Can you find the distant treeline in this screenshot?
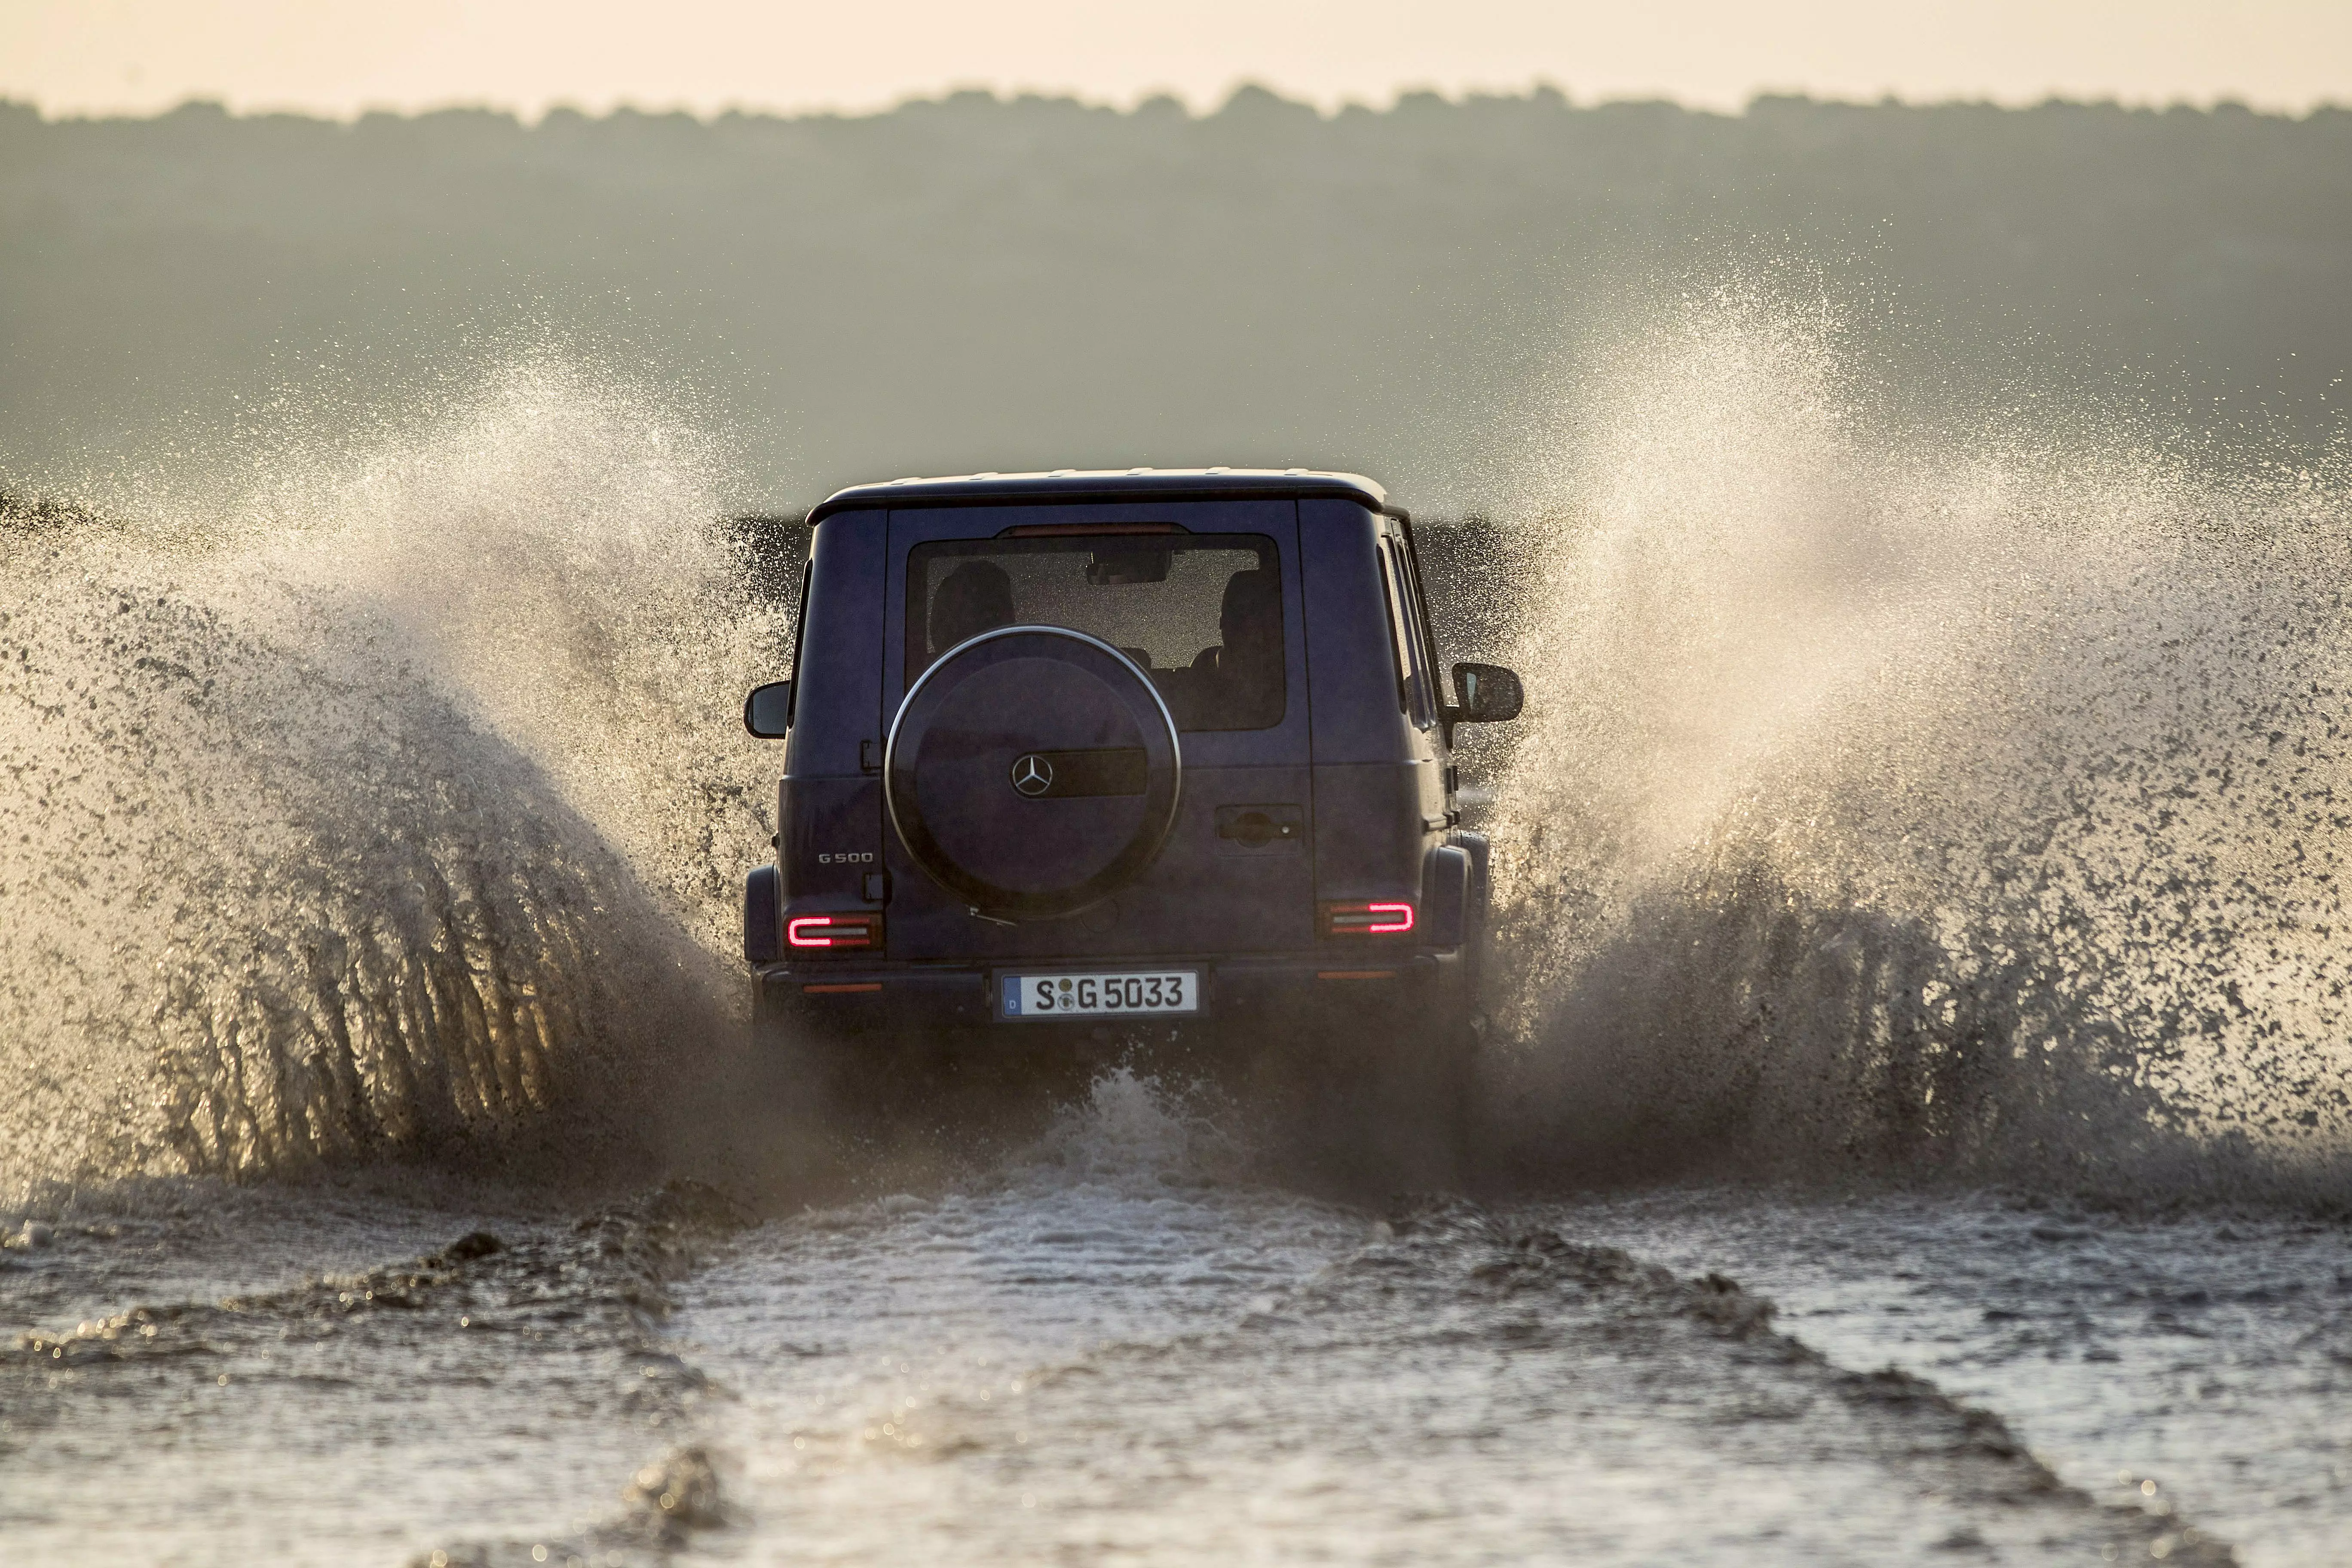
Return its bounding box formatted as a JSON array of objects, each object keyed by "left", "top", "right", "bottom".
[{"left": 2, "top": 88, "right": 2346, "bottom": 505}]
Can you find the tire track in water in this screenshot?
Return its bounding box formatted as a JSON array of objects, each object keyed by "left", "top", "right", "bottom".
[
  {"left": 0, "top": 1071, "right": 2260, "bottom": 1565},
  {"left": 562, "top": 1078, "right": 2238, "bottom": 1565},
  {"left": 0, "top": 1182, "right": 752, "bottom": 1565}
]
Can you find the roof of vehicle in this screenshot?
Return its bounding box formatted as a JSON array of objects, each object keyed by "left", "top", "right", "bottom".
[{"left": 804, "top": 467, "right": 1403, "bottom": 526}]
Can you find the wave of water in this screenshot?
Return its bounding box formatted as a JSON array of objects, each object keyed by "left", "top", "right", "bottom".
[
  {"left": 8, "top": 307, "right": 2351, "bottom": 1210},
  {"left": 0, "top": 361, "right": 787, "bottom": 1200},
  {"left": 1469, "top": 293, "right": 2352, "bottom": 1200}
]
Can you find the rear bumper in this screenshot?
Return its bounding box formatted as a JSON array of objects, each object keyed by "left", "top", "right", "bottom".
[{"left": 756, "top": 949, "right": 1465, "bottom": 1034}]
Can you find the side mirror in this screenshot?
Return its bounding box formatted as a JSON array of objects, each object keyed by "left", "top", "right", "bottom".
[
  {"left": 1449, "top": 662, "right": 1523, "bottom": 724},
  {"left": 743, "top": 679, "right": 794, "bottom": 738}
]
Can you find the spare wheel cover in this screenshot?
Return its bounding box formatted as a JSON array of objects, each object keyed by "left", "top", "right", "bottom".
[{"left": 885, "top": 625, "right": 1182, "bottom": 919}]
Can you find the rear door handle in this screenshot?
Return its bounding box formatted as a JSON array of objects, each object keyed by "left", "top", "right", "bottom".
[{"left": 1215, "top": 805, "right": 1304, "bottom": 847}]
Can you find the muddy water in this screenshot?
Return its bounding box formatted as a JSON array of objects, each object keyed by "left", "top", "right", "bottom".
[
  {"left": 657, "top": 1081, "right": 2247, "bottom": 1567},
  {"left": 6, "top": 307, "right": 2352, "bottom": 1562},
  {"left": 2, "top": 1078, "right": 2315, "bottom": 1565},
  {"left": 1564, "top": 1186, "right": 2352, "bottom": 1566},
  {"left": 1, "top": 1182, "right": 726, "bottom": 1562}
]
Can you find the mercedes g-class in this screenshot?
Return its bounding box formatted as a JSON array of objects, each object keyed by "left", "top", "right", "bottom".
[{"left": 740, "top": 469, "right": 1521, "bottom": 1087}]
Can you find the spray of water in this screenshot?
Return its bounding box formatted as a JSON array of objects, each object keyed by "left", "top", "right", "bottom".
[
  {"left": 9, "top": 305, "right": 2349, "bottom": 1210},
  {"left": 0, "top": 358, "right": 788, "bottom": 1200},
  {"left": 1475, "top": 292, "right": 2352, "bottom": 1200}
]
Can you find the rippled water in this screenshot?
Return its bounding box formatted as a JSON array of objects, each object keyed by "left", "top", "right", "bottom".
[
  {"left": 1563, "top": 1185, "right": 2352, "bottom": 1566},
  {"left": 2, "top": 1181, "right": 730, "bottom": 1562},
  {"left": 5, "top": 304, "right": 2351, "bottom": 1562},
  {"left": 5, "top": 1079, "right": 2309, "bottom": 1565}
]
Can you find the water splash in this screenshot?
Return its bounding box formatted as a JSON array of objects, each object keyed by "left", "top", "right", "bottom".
[
  {"left": 1472, "top": 292, "right": 2352, "bottom": 1199},
  {"left": 219, "top": 358, "right": 791, "bottom": 954},
  {"left": 0, "top": 359, "right": 787, "bottom": 1197},
  {"left": 12, "top": 318, "right": 2350, "bottom": 1208},
  {"left": 1029, "top": 1067, "right": 1244, "bottom": 1189}
]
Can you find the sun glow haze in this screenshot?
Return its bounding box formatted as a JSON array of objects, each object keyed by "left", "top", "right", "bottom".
[{"left": 3, "top": 0, "right": 2346, "bottom": 119}]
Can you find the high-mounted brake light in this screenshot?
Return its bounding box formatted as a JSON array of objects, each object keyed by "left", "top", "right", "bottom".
[
  {"left": 786, "top": 913, "right": 881, "bottom": 950},
  {"left": 1002, "top": 521, "right": 1185, "bottom": 537},
  {"left": 1320, "top": 901, "right": 1415, "bottom": 937}
]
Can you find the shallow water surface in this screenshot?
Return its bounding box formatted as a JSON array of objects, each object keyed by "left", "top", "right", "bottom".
[{"left": 20, "top": 1075, "right": 2339, "bottom": 1565}]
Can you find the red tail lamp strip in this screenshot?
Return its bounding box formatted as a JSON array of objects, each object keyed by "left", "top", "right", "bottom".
[
  {"left": 803, "top": 982, "right": 882, "bottom": 995},
  {"left": 785, "top": 913, "right": 882, "bottom": 950},
  {"left": 1319, "top": 901, "right": 1415, "bottom": 937}
]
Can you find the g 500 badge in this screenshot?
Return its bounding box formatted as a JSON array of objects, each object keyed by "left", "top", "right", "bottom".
[{"left": 816, "top": 851, "right": 876, "bottom": 865}]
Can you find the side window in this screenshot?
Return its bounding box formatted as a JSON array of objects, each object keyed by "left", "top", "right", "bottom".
[
  {"left": 778, "top": 553, "right": 818, "bottom": 774},
  {"left": 785, "top": 557, "right": 812, "bottom": 725},
  {"left": 1378, "top": 536, "right": 1435, "bottom": 728},
  {"left": 1395, "top": 530, "right": 1445, "bottom": 714}
]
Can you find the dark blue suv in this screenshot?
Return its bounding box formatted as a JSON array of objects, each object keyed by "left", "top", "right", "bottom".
[{"left": 740, "top": 469, "right": 1522, "bottom": 1080}]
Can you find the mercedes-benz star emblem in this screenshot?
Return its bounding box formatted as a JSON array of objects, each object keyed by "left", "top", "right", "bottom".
[{"left": 1010, "top": 753, "right": 1054, "bottom": 797}]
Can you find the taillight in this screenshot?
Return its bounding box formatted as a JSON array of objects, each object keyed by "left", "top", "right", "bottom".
[
  {"left": 1320, "top": 901, "right": 1415, "bottom": 937},
  {"left": 785, "top": 913, "right": 882, "bottom": 951}
]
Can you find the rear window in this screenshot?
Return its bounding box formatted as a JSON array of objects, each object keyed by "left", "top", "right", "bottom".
[{"left": 907, "top": 532, "right": 1284, "bottom": 731}]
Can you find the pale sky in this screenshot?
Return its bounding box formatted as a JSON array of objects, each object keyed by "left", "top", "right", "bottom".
[{"left": 3, "top": 0, "right": 2346, "bottom": 119}]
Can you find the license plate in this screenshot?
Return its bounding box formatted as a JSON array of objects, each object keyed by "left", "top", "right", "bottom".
[{"left": 999, "top": 969, "right": 1200, "bottom": 1020}]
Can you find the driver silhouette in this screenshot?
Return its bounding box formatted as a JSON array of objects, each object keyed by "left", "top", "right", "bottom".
[
  {"left": 1213, "top": 568, "right": 1283, "bottom": 726},
  {"left": 930, "top": 560, "right": 1017, "bottom": 653}
]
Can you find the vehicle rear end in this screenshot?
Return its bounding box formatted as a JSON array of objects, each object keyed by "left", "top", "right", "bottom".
[{"left": 743, "top": 474, "right": 1485, "bottom": 1068}]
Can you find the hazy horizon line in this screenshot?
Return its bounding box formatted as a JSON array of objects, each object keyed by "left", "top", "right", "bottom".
[{"left": 6, "top": 79, "right": 2347, "bottom": 129}]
